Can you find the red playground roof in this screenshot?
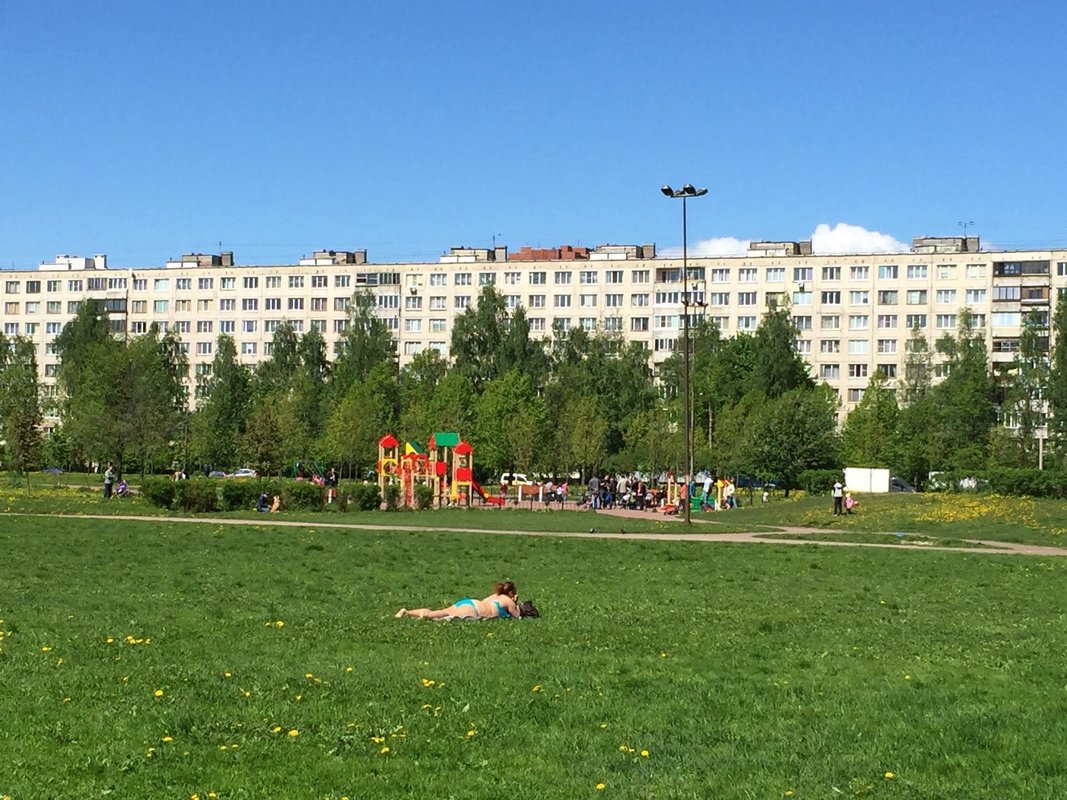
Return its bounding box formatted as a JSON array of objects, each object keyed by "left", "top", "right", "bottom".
[
  {"left": 455, "top": 440, "right": 473, "bottom": 455},
  {"left": 379, "top": 434, "right": 399, "bottom": 448}
]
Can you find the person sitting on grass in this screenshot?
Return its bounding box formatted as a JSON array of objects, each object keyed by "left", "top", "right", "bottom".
[
  {"left": 395, "top": 581, "right": 528, "bottom": 620},
  {"left": 270, "top": 494, "right": 281, "bottom": 513},
  {"left": 256, "top": 491, "right": 270, "bottom": 513}
]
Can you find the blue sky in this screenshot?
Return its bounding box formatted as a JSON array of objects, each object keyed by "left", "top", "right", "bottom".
[{"left": 1, "top": 1, "right": 1065, "bottom": 267}]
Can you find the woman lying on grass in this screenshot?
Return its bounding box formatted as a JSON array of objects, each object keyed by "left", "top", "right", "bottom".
[{"left": 395, "top": 581, "right": 537, "bottom": 620}]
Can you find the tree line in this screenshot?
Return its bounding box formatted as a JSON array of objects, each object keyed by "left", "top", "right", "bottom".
[{"left": 2, "top": 287, "right": 1067, "bottom": 490}]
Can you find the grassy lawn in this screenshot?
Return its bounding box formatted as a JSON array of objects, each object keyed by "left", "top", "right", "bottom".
[{"left": 2, "top": 515, "right": 1065, "bottom": 798}]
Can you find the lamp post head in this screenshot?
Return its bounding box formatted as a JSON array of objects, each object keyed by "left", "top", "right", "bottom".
[{"left": 661, "top": 185, "right": 674, "bottom": 197}]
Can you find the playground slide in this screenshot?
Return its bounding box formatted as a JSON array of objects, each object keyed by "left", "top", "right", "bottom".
[{"left": 470, "top": 480, "right": 506, "bottom": 506}]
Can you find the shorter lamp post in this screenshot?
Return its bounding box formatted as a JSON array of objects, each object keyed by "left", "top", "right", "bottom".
[{"left": 661, "top": 183, "right": 707, "bottom": 525}]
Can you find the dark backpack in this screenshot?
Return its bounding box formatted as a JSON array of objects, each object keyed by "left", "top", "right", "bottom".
[{"left": 518, "top": 600, "right": 541, "bottom": 618}]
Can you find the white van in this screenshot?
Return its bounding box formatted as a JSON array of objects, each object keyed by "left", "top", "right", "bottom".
[{"left": 498, "top": 473, "right": 534, "bottom": 486}]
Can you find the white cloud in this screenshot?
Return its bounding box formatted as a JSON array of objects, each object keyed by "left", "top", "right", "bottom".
[
  {"left": 810, "top": 223, "right": 908, "bottom": 255},
  {"left": 661, "top": 237, "right": 750, "bottom": 258}
]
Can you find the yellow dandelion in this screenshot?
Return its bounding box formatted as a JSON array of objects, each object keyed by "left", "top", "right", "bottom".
[
  {"left": 619, "top": 744, "right": 628, "bottom": 752},
  {"left": 219, "top": 744, "right": 228, "bottom": 751},
  {"left": 208, "top": 794, "right": 218, "bottom": 800},
  {"left": 305, "top": 672, "right": 313, "bottom": 679},
  {"left": 885, "top": 771, "right": 895, "bottom": 779},
  {"left": 63, "top": 696, "right": 71, "bottom": 703},
  {"left": 532, "top": 684, "right": 543, "bottom": 693},
  {"left": 154, "top": 689, "right": 164, "bottom": 698},
  {"left": 380, "top": 746, "right": 390, "bottom": 754},
  {"left": 223, "top": 672, "right": 232, "bottom": 678},
  {"left": 785, "top": 792, "right": 794, "bottom": 798},
  {"left": 345, "top": 666, "right": 353, "bottom": 672},
  {"left": 243, "top": 690, "right": 251, "bottom": 697},
  {"left": 904, "top": 674, "right": 911, "bottom": 680},
  {"left": 596, "top": 783, "right": 606, "bottom": 791},
  {"left": 274, "top": 620, "right": 285, "bottom": 628},
  {"left": 288, "top": 729, "right": 299, "bottom": 737},
  {"left": 106, "top": 637, "right": 114, "bottom": 644},
  {"left": 466, "top": 729, "right": 476, "bottom": 738},
  {"left": 162, "top": 736, "right": 173, "bottom": 742},
  {"left": 640, "top": 749, "right": 649, "bottom": 757},
  {"left": 272, "top": 726, "right": 282, "bottom": 734},
  {"left": 56, "top": 658, "right": 64, "bottom": 665},
  {"left": 421, "top": 678, "right": 435, "bottom": 687},
  {"left": 41, "top": 645, "right": 52, "bottom": 652},
  {"left": 294, "top": 694, "right": 302, "bottom": 702},
  {"left": 599, "top": 723, "right": 607, "bottom": 729}
]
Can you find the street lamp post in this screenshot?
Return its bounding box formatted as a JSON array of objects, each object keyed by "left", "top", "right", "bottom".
[{"left": 661, "top": 183, "right": 708, "bottom": 525}]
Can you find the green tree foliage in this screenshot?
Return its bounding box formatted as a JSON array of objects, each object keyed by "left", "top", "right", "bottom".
[
  {"left": 999, "top": 310, "right": 1050, "bottom": 467},
  {"left": 321, "top": 362, "right": 400, "bottom": 477},
  {"left": 0, "top": 335, "right": 44, "bottom": 480},
  {"left": 1045, "top": 293, "right": 1067, "bottom": 467},
  {"left": 189, "top": 334, "right": 251, "bottom": 470},
  {"left": 332, "top": 291, "right": 396, "bottom": 399},
  {"left": 451, "top": 286, "right": 545, "bottom": 393},
  {"left": 472, "top": 370, "right": 547, "bottom": 476},
  {"left": 748, "top": 386, "right": 840, "bottom": 496},
  {"left": 751, "top": 306, "right": 813, "bottom": 398},
  {"left": 840, "top": 373, "right": 899, "bottom": 467}
]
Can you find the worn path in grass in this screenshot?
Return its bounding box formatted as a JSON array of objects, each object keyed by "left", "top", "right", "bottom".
[{"left": 12, "top": 511, "right": 1067, "bottom": 558}]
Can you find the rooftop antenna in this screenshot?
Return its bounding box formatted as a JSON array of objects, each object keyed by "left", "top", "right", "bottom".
[
  {"left": 492, "top": 233, "right": 502, "bottom": 248},
  {"left": 958, "top": 221, "right": 974, "bottom": 237}
]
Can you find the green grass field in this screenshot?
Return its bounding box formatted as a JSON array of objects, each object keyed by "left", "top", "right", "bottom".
[{"left": 2, "top": 513, "right": 1065, "bottom": 798}]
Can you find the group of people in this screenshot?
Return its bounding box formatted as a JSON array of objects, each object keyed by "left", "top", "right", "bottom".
[
  {"left": 102, "top": 463, "right": 129, "bottom": 499},
  {"left": 256, "top": 491, "right": 282, "bottom": 513},
  {"left": 395, "top": 581, "right": 539, "bottom": 621},
  {"left": 832, "top": 480, "right": 858, "bottom": 515}
]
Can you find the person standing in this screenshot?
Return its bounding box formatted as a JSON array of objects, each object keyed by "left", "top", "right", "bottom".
[
  {"left": 832, "top": 480, "right": 844, "bottom": 515},
  {"left": 103, "top": 463, "right": 115, "bottom": 500},
  {"left": 588, "top": 474, "right": 601, "bottom": 510}
]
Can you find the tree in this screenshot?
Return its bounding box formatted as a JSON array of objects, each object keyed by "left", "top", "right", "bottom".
[
  {"left": 1045, "top": 293, "right": 1067, "bottom": 467},
  {"left": 750, "top": 306, "right": 813, "bottom": 398},
  {"left": 450, "top": 286, "right": 513, "bottom": 393},
  {"left": 748, "top": 386, "right": 840, "bottom": 496},
  {"left": 999, "top": 310, "right": 1050, "bottom": 467},
  {"left": 0, "top": 336, "right": 43, "bottom": 482},
  {"left": 332, "top": 291, "right": 396, "bottom": 399},
  {"left": 189, "top": 334, "right": 251, "bottom": 471},
  {"left": 471, "top": 370, "right": 547, "bottom": 477},
  {"left": 900, "top": 324, "right": 932, "bottom": 406},
  {"left": 321, "top": 362, "right": 400, "bottom": 477},
  {"left": 840, "top": 373, "right": 899, "bottom": 467}
]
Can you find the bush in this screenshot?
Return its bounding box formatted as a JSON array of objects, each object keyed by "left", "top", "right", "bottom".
[
  {"left": 173, "top": 478, "right": 220, "bottom": 513},
  {"left": 798, "top": 469, "right": 844, "bottom": 495},
  {"left": 285, "top": 480, "right": 326, "bottom": 512},
  {"left": 413, "top": 483, "right": 435, "bottom": 510},
  {"left": 140, "top": 476, "right": 176, "bottom": 509},
  {"left": 345, "top": 481, "right": 382, "bottom": 512},
  {"left": 219, "top": 480, "right": 261, "bottom": 512},
  {"left": 382, "top": 483, "right": 400, "bottom": 511}
]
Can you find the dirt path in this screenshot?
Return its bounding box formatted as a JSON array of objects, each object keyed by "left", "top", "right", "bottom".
[{"left": 22, "top": 512, "right": 1067, "bottom": 558}]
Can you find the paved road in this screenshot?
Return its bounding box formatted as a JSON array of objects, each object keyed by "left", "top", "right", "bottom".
[{"left": 17, "top": 511, "right": 1067, "bottom": 558}]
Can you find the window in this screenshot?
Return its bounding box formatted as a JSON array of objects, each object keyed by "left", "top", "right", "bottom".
[
  {"left": 241, "top": 342, "right": 257, "bottom": 356},
  {"left": 907, "top": 264, "right": 928, "bottom": 279},
  {"left": 529, "top": 317, "right": 546, "bottom": 332},
  {"left": 242, "top": 298, "right": 258, "bottom": 311},
  {"left": 737, "top": 315, "right": 757, "bottom": 331},
  {"left": 821, "top": 315, "right": 840, "bottom": 330},
  {"left": 198, "top": 277, "right": 214, "bottom": 290},
  {"left": 847, "top": 388, "right": 865, "bottom": 403},
  {"left": 877, "top": 314, "right": 898, "bottom": 329},
  {"left": 821, "top": 339, "right": 841, "bottom": 354},
  {"left": 848, "top": 314, "right": 869, "bottom": 330},
  {"left": 430, "top": 319, "right": 447, "bottom": 332},
  {"left": 822, "top": 266, "right": 841, "bottom": 281},
  {"left": 794, "top": 315, "right": 813, "bottom": 331},
  {"left": 849, "top": 290, "right": 869, "bottom": 305},
  {"left": 310, "top": 275, "right": 327, "bottom": 288},
  {"left": 739, "top": 268, "right": 758, "bottom": 283},
  {"left": 877, "top": 339, "right": 897, "bottom": 354},
  {"left": 221, "top": 277, "right": 236, "bottom": 290},
  {"left": 46, "top": 322, "right": 61, "bottom": 334},
  {"left": 242, "top": 320, "right": 258, "bottom": 333},
  {"left": 710, "top": 316, "right": 729, "bottom": 330},
  {"left": 196, "top": 321, "right": 214, "bottom": 333},
  {"left": 290, "top": 320, "right": 306, "bottom": 333},
  {"left": 792, "top": 291, "right": 812, "bottom": 305},
  {"left": 286, "top": 276, "right": 303, "bottom": 289},
  {"left": 554, "top": 317, "right": 572, "bottom": 331},
  {"left": 793, "top": 267, "right": 813, "bottom": 282},
  {"left": 878, "top": 265, "right": 898, "bottom": 280},
  {"left": 220, "top": 299, "right": 236, "bottom": 311},
  {"left": 335, "top": 275, "right": 351, "bottom": 288},
  {"left": 175, "top": 299, "right": 191, "bottom": 312},
  {"left": 796, "top": 339, "right": 811, "bottom": 354},
  {"left": 936, "top": 289, "right": 956, "bottom": 304},
  {"left": 529, "top": 271, "right": 546, "bottom": 285},
  {"left": 66, "top": 301, "right": 81, "bottom": 313},
  {"left": 478, "top": 273, "right": 495, "bottom": 286},
  {"left": 448, "top": 273, "right": 469, "bottom": 287},
  {"left": 877, "top": 364, "right": 897, "bottom": 378},
  {"left": 631, "top": 269, "right": 650, "bottom": 283},
  {"left": 632, "top": 293, "right": 649, "bottom": 307},
  {"left": 579, "top": 270, "right": 598, "bottom": 284},
  {"left": 404, "top": 319, "right": 422, "bottom": 333},
  {"left": 848, "top": 339, "right": 868, "bottom": 354},
  {"left": 766, "top": 267, "right": 785, "bottom": 282},
  {"left": 710, "top": 292, "right": 730, "bottom": 306},
  {"left": 196, "top": 342, "right": 213, "bottom": 356},
  {"left": 937, "top": 264, "right": 956, "bottom": 280},
  {"left": 332, "top": 319, "right": 348, "bottom": 333},
  {"left": 821, "top": 291, "right": 841, "bottom": 305},
  {"left": 631, "top": 317, "right": 649, "bottom": 332},
  {"left": 403, "top": 342, "right": 423, "bottom": 356},
  {"left": 259, "top": 297, "right": 279, "bottom": 312},
  {"left": 1058, "top": 262, "right": 1067, "bottom": 277},
  {"left": 288, "top": 298, "right": 304, "bottom": 310},
  {"left": 580, "top": 294, "right": 597, "bottom": 307},
  {"left": 849, "top": 363, "right": 869, "bottom": 379},
  {"left": 905, "top": 314, "right": 927, "bottom": 328},
  {"left": 130, "top": 300, "right": 147, "bottom": 313},
  {"left": 878, "top": 290, "right": 898, "bottom": 305},
  {"left": 68, "top": 280, "right": 83, "bottom": 292},
  {"left": 993, "top": 286, "right": 1020, "bottom": 301},
  {"left": 528, "top": 294, "right": 546, "bottom": 308},
  {"left": 738, "top": 292, "right": 757, "bottom": 306},
  {"left": 221, "top": 320, "right": 235, "bottom": 333},
  {"left": 554, "top": 295, "right": 572, "bottom": 308},
  {"left": 991, "top": 312, "right": 1021, "bottom": 327},
  {"left": 455, "top": 296, "right": 470, "bottom": 309},
  {"left": 966, "top": 288, "right": 987, "bottom": 304},
  {"left": 430, "top": 296, "right": 446, "bottom": 310},
  {"left": 3, "top": 322, "right": 18, "bottom": 335},
  {"left": 404, "top": 296, "right": 422, "bottom": 310},
  {"left": 966, "top": 264, "right": 986, "bottom": 278},
  {"left": 850, "top": 266, "right": 869, "bottom": 280},
  {"left": 310, "top": 297, "right": 327, "bottom": 312},
  {"left": 906, "top": 290, "right": 927, "bottom": 305},
  {"left": 87, "top": 277, "right": 106, "bottom": 291},
  {"left": 25, "top": 301, "right": 39, "bottom": 314},
  {"left": 46, "top": 280, "right": 60, "bottom": 292},
  {"left": 710, "top": 268, "right": 730, "bottom": 283},
  {"left": 153, "top": 278, "right": 169, "bottom": 291},
  {"left": 153, "top": 300, "right": 169, "bottom": 313},
  {"left": 46, "top": 301, "right": 61, "bottom": 314},
  {"left": 243, "top": 276, "right": 259, "bottom": 289},
  {"left": 606, "top": 294, "right": 623, "bottom": 308},
  {"left": 821, "top": 364, "right": 840, "bottom": 379},
  {"left": 266, "top": 276, "right": 281, "bottom": 289},
  {"left": 580, "top": 317, "right": 596, "bottom": 331},
  {"left": 554, "top": 271, "right": 572, "bottom": 285}
]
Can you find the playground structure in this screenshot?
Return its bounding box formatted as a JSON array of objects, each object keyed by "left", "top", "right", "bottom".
[{"left": 377, "top": 432, "right": 504, "bottom": 509}]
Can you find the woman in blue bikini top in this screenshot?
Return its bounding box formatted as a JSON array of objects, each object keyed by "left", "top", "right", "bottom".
[{"left": 395, "top": 581, "right": 522, "bottom": 620}]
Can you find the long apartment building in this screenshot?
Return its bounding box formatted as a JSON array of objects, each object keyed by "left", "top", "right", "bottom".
[{"left": 2, "top": 236, "right": 1065, "bottom": 419}]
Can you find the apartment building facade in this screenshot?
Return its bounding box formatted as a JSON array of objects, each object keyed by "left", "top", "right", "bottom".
[{"left": 3, "top": 237, "right": 1065, "bottom": 420}]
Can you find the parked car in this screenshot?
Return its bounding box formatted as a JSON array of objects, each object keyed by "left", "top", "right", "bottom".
[
  {"left": 498, "top": 472, "right": 533, "bottom": 486},
  {"left": 889, "top": 476, "right": 916, "bottom": 493},
  {"left": 228, "top": 468, "right": 259, "bottom": 478},
  {"left": 208, "top": 470, "right": 228, "bottom": 478}
]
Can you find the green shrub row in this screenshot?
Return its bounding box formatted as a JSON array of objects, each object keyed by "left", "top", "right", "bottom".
[
  {"left": 796, "top": 469, "right": 845, "bottom": 495},
  {"left": 139, "top": 477, "right": 384, "bottom": 512},
  {"left": 929, "top": 468, "right": 1067, "bottom": 498}
]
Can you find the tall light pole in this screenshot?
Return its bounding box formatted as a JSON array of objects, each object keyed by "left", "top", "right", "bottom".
[{"left": 662, "top": 183, "right": 707, "bottom": 525}]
